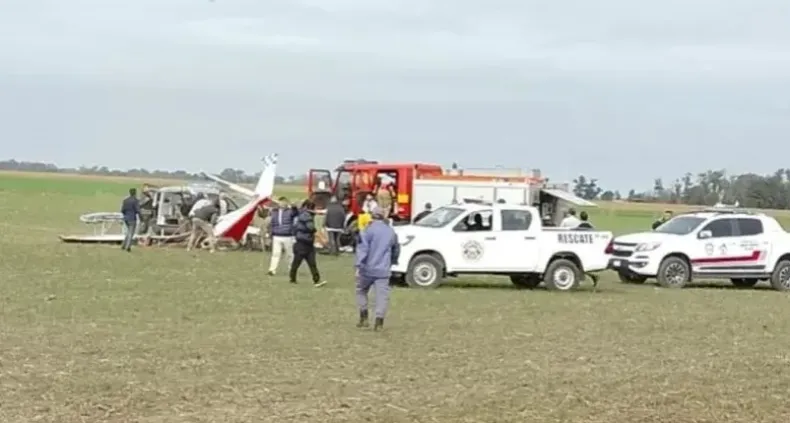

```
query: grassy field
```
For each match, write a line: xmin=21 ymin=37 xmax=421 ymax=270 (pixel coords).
xmin=3 ymin=172 xmax=790 ymax=423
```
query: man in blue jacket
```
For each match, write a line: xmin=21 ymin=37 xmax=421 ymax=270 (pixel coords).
xmin=267 ymin=197 xmax=298 ymax=275
xmin=355 ymin=206 xmax=400 ymax=330
xmin=120 ymin=188 xmax=141 ymax=251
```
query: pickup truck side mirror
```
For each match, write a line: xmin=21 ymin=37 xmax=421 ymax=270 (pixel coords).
xmin=698 ymin=230 xmax=712 ymax=239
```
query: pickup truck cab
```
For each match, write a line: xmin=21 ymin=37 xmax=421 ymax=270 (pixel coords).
xmin=607 ymin=208 xmax=790 ymax=290
xmin=391 ymin=203 xmax=613 ymax=291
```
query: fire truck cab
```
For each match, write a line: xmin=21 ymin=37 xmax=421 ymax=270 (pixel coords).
xmin=308 ymin=160 xmax=443 ymax=222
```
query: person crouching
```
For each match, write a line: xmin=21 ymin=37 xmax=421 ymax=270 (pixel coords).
xmin=355 ymin=206 xmax=400 ymax=331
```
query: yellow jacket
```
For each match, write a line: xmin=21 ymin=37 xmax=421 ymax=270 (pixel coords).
xmin=357 ymin=213 xmax=372 ymax=231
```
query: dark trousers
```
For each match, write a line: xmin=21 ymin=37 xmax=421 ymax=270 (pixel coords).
xmin=122 ymin=220 xmax=137 ymax=250
xmin=290 ymin=241 xmax=320 ymax=283
xmin=327 ymin=230 xmax=342 ymax=255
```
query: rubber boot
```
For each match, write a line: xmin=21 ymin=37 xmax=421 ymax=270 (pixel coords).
xmin=374 ymin=317 xmax=384 ymax=331
xmin=357 ymin=310 xmax=369 ymax=328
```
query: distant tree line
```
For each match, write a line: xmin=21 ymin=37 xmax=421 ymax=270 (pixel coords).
xmin=573 ymin=169 xmax=790 ymax=209
xmin=0 ymin=159 xmax=306 ymax=185
xmin=5 ymin=159 xmax=790 ymax=209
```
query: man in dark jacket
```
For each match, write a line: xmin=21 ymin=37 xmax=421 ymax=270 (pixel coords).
xmin=138 ymin=184 xmax=155 ymax=238
xmin=267 ymin=197 xmax=298 ymax=275
xmin=576 ymin=211 xmax=594 ymax=229
xmin=187 ymin=201 xmax=218 ymax=253
xmin=120 ymin=188 xmax=141 ymax=251
xmin=289 ymin=200 xmax=326 ymax=286
xmin=652 ymin=210 xmax=673 ymax=230
xmin=324 ymin=196 xmax=346 ymax=255
xmin=412 ymin=202 xmax=432 ymax=223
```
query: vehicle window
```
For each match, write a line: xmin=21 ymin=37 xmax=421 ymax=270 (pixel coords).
xmin=500 ymin=209 xmax=532 ymax=231
xmin=414 ymin=207 xmax=464 ymax=228
xmin=453 ymin=210 xmax=493 ymax=232
xmin=736 ymin=218 xmax=763 ymax=236
xmin=654 ymin=216 xmax=706 ymax=235
xmin=336 ymin=171 xmax=352 ymax=203
xmin=701 ymin=218 xmax=735 ymax=238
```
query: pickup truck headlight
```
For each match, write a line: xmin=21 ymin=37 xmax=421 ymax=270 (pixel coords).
xmin=635 ymin=242 xmax=661 ymax=252
xmin=400 ymin=235 xmax=415 ymax=247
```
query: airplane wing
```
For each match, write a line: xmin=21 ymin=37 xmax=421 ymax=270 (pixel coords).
xmin=202 ymin=173 xmax=256 ymax=199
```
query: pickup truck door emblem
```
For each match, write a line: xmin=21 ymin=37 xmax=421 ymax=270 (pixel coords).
xmin=461 ymin=240 xmax=484 ymax=261
xmin=705 ymin=243 xmax=714 ymax=255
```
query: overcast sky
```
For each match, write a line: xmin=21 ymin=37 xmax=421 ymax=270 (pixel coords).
xmin=1 ymin=0 xmax=789 ymax=190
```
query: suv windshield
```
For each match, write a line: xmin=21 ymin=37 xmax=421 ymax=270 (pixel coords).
xmin=654 ymin=216 xmax=706 ymax=235
xmin=414 ymin=207 xmax=465 ymax=228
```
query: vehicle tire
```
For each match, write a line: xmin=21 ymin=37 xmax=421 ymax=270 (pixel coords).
xmin=510 ymin=274 xmax=542 ymax=289
xmin=656 ymin=256 xmax=690 ymax=288
xmin=543 ymin=259 xmax=582 ymax=291
xmin=618 ymin=270 xmax=648 ymax=284
xmin=405 ymin=254 xmax=444 ymax=289
xmin=731 ymin=278 xmax=759 ymax=288
xmin=770 ymin=260 xmax=790 ymax=291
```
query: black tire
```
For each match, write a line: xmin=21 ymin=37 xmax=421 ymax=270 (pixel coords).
xmin=510 ymin=274 xmax=542 ymax=289
xmin=656 ymin=256 xmax=690 ymax=288
xmin=543 ymin=259 xmax=582 ymax=291
xmin=731 ymin=278 xmax=758 ymax=288
xmin=405 ymin=254 xmax=444 ymax=289
xmin=618 ymin=270 xmax=648 ymax=284
xmin=770 ymin=260 xmax=790 ymax=291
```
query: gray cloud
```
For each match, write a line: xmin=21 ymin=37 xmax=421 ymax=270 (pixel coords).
xmin=1 ymin=0 xmax=789 ymax=189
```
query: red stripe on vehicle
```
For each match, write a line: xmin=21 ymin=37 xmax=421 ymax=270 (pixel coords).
xmin=691 ymin=250 xmax=761 ymax=264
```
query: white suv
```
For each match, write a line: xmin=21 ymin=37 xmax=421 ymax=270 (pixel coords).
xmin=607 ymin=209 xmax=790 ymax=290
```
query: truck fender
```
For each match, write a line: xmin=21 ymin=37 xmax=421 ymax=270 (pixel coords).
xmin=768 ymin=252 xmax=790 ymax=272
xmin=544 ymin=251 xmax=583 ymax=273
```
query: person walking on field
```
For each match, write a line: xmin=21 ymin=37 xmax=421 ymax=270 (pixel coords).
xmin=267 ymin=197 xmax=298 ymax=275
xmin=289 ymin=200 xmax=327 ymax=287
xmin=324 ymin=196 xmax=346 ymax=256
xmin=355 ymin=206 xmax=400 ymax=331
xmin=120 ymin=188 xmax=141 ymax=251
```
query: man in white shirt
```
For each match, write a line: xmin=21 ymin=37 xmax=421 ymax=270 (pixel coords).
xmin=218 ymin=193 xmax=229 ymax=216
xmin=188 ymin=194 xmax=212 ymax=218
xmin=560 ymin=208 xmax=582 ymax=228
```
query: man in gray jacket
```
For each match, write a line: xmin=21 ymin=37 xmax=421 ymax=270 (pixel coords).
xmin=354 ymin=206 xmax=400 ymax=331
xmin=324 ymin=196 xmax=346 ymax=255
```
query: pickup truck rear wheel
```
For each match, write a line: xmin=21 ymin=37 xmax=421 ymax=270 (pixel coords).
xmin=731 ymin=278 xmax=758 ymax=288
xmin=543 ymin=259 xmax=582 ymax=291
xmin=656 ymin=256 xmax=690 ymax=288
xmin=618 ymin=271 xmax=647 ymax=284
xmin=770 ymin=260 xmax=790 ymax=291
xmin=405 ymin=254 xmax=444 ymax=289
xmin=510 ymin=274 xmax=541 ymax=289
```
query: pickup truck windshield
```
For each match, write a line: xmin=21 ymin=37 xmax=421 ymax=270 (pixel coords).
xmin=654 ymin=216 xmax=706 ymax=235
xmin=414 ymin=207 xmax=465 ymax=228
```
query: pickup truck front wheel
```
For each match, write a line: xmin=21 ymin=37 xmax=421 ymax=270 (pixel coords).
xmin=656 ymin=256 xmax=690 ymax=288
xmin=770 ymin=260 xmax=790 ymax=291
xmin=405 ymin=254 xmax=444 ymax=289
xmin=544 ymin=259 xmax=582 ymax=291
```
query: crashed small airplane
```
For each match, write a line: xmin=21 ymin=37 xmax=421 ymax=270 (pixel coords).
xmin=59 ymin=154 xmax=278 ymax=245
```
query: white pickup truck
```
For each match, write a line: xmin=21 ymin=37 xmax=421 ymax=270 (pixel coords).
xmin=390 ymin=203 xmax=613 ymax=291
xmin=607 ymin=209 xmax=790 ymax=290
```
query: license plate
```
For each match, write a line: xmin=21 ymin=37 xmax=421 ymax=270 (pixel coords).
xmin=612 ymin=260 xmax=621 ymax=267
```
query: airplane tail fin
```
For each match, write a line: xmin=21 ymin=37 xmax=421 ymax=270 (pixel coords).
xmin=253 ymin=154 xmax=277 ymax=197
xmin=213 ymin=153 xmax=278 ymax=242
